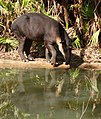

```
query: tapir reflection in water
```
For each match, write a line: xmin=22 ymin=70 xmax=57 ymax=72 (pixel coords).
xmin=11 ymin=13 xmax=71 ymax=66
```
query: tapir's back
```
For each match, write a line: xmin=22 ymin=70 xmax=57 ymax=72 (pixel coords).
xmin=11 ymin=13 xmax=59 ymax=40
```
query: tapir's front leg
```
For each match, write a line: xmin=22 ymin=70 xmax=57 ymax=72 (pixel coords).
xmin=45 ymin=43 xmax=56 ymax=66
xmin=56 ymin=37 xmax=71 ymax=65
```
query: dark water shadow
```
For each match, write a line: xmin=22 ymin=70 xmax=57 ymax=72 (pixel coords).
xmin=70 ymin=48 xmax=85 ymax=68
xmin=70 ymin=53 xmax=84 ymax=68
xmin=55 ymin=49 xmax=84 ymax=68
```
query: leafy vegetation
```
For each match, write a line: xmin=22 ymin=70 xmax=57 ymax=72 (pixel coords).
xmin=0 ymin=0 xmax=101 ymax=51
xmin=0 ymin=36 xmax=18 ymax=51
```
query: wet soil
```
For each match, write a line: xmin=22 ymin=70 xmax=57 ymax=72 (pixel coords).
xmin=0 ymin=47 xmax=101 ymax=69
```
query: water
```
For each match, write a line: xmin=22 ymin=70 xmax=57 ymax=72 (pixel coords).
xmin=0 ymin=68 xmax=101 ymax=119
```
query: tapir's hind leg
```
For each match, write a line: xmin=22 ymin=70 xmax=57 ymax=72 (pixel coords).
xmin=24 ymin=39 xmax=33 ymax=61
xmin=18 ymin=37 xmax=28 ymax=62
xmin=45 ymin=48 xmax=50 ymax=62
xmin=13 ymin=30 xmax=28 ymax=62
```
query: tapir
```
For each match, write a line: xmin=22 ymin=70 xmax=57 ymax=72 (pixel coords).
xmin=11 ymin=13 xmax=71 ymax=66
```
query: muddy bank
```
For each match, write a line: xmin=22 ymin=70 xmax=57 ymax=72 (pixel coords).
xmin=0 ymin=59 xmax=101 ymax=70
xmin=0 ymin=59 xmax=69 ymax=69
xmin=0 ymin=48 xmax=101 ymax=70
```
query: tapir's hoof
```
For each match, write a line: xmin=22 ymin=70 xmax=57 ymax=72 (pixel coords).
xmin=46 ymin=60 xmax=51 ymax=63
xmin=28 ymin=57 xmax=34 ymax=61
xmin=50 ymin=62 xmax=56 ymax=67
xmin=22 ymin=59 xmax=29 ymax=62
xmin=65 ymin=62 xmax=70 ymax=65
xmin=53 ymin=64 xmax=56 ymax=67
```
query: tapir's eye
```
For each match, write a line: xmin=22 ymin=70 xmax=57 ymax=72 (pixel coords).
xmin=60 ymin=41 xmax=65 ymax=44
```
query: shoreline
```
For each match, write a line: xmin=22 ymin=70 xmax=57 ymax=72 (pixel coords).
xmin=0 ymin=59 xmax=101 ymax=70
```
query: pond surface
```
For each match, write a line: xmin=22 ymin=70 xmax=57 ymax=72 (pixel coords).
xmin=0 ymin=68 xmax=101 ymax=119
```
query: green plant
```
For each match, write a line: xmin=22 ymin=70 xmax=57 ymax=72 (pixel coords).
xmin=90 ymin=29 xmax=100 ymax=47
xmin=81 ymin=1 xmax=94 ymax=20
xmin=72 ymin=33 xmax=81 ymax=48
xmin=0 ymin=37 xmax=18 ymax=51
xmin=69 ymin=68 xmax=80 ymax=84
